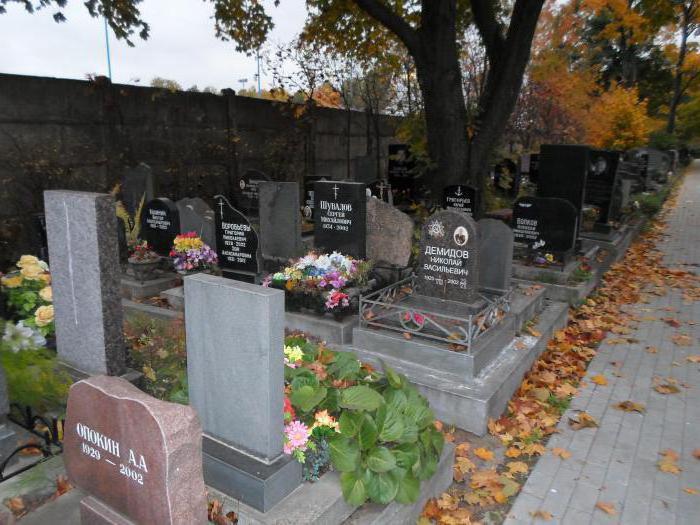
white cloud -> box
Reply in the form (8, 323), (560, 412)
(0, 0), (306, 90)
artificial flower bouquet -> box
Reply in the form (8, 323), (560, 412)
(128, 240), (160, 263)
(1, 255), (54, 338)
(169, 232), (218, 274)
(262, 252), (371, 318)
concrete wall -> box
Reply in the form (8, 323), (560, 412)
(0, 73), (399, 265)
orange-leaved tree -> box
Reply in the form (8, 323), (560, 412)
(584, 83), (651, 150)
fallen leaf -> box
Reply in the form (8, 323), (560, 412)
(402, 332), (412, 340)
(569, 412), (599, 430)
(590, 374), (608, 386)
(515, 339), (528, 350)
(664, 318), (682, 328)
(474, 447), (494, 461)
(523, 443), (547, 456)
(526, 326), (542, 337)
(506, 461), (529, 474)
(421, 499), (441, 520)
(646, 346), (659, 354)
(595, 501), (617, 515)
(6, 497), (26, 516)
(654, 382), (681, 395)
(672, 334), (692, 346)
(686, 355), (700, 363)
(505, 447), (522, 458)
(436, 492), (459, 511)
(551, 447), (572, 459)
(530, 509), (553, 520)
(455, 442), (471, 457)
(683, 487), (699, 495)
(54, 475), (73, 497)
(693, 449), (700, 460)
(658, 449), (682, 474)
(613, 400), (646, 413)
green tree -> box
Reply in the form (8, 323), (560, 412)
(3, 0), (546, 198)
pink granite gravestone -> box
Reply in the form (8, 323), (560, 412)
(63, 376), (207, 525)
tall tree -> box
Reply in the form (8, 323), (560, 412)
(4, 0), (545, 196)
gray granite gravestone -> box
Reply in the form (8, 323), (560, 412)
(44, 191), (125, 376)
(416, 210), (480, 305)
(64, 375), (207, 525)
(259, 181), (303, 259)
(184, 274), (301, 511)
(366, 198), (414, 267)
(477, 219), (513, 293)
(121, 163), (154, 216)
(176, 198), (217, 251)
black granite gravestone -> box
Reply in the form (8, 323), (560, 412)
(122, 163), (154, 216)
(416, 210), (479, 304)
(140, 198), (180, 256)
(234, 169), (271, 216)
(214, 195), (261, 278)
(259, 182), (302, 259)
(314, 181), (367, 258)
(176, 197), (217, 251)
(537, 145), (588, 216)
(529, 153), (540, 184)
(512, 196), (578, 255)
(443, 185), (477, 216)
(586, 150), (621, 224)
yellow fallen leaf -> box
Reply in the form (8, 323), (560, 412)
(505, 447), (522, 458)
(590, 374), (608, 386)
(646, 346), (658, 354)
(683, 487), (699, 495)
(672, 334), (692, 346)
(523, 443), (547, 456)
(530, 509), (553, 520)
(436, 492), (459, 511)
(654, 382), (681, 395)
(595, 501), (617, 515)
(526, 326), (542, 337)
(694, 449), (700, 460)
(612, 400), (646, 413)
(686, 355), (700, 363)
(569, 412), (599, 430)
(551, 447), (572, 459)
(506, 461), (529, 474)
(474, 447), (494, 461)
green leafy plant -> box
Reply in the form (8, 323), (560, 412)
(113, 186), (145, 249)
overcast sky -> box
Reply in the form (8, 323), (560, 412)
(0, 0), (306, 91)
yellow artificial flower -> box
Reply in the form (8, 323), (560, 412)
(16, 255), (39, 268)
(1, 275), (23, 288)
(35, 305), (55, 327)
(545, 253), (554, 263)
(39, 286), (53, 302)
(312, 410), (340, 432)
(20, 264), (44, 280)
(283, 345), (304, 363)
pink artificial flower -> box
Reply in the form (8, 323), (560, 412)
(283, 420), (310, 454)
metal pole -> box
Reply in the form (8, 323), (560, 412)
(256, 50), (261, 95)
(104, 17), (113, 80)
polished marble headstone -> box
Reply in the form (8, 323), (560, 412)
(259, 181), (302, 259)
(477, 219), (513, 293)
(416, 210), (479, 304)
(140, 198), (180, 256)
(214, 195), (261, 278)
(64, 376), (207, 525)
(443, 185), (477, 216)
(176, 198), (216, 251)
(234, 169), (270, 216)
(537, 144), (589, 219)
(586, 150), (621, 223)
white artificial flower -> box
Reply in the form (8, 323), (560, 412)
(2, 321), (46, 352)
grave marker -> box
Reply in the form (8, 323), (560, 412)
(176, 197), (216, 251)
(512, 196), (578, 255)
(44, 191), (125, 376)
(366, 198), (413, 267)
(416, 210), (479, 304)
(586, 150), (621, 225)
(141, 198), (180, 256)
(121, 163), (154, 216)
(537, 145), (588, 226)
(214, 195), (261, 279)
(64, 375), (207, 525)
(234, 169), (270, 215)
(314, 181), (367, 258)
(259, 181), (303, 259)
(184, 275), (301, 511)
(478, 219), (513, 293)
(443, 185), (477, 216)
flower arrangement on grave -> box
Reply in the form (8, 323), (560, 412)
(281, 335), (444, 505)
(169, 232), (218, 274)
(1, 255), (54, 338)
(112, 185), (145, 251)
(532, 252), (556, 266)
(129, 241), (160, 263)
(262, 252), (371, 318)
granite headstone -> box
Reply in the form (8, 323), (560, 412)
(259, 181), (303, 259)
(214, 195), (261, 278)
(302, 177), (325, 222)
(586, 150), (621, 224)
(368, 180), (393, 204)
(537, 144), (589, 223)
(314, 181), (367, 258)
(140, 198), (180, 256)
(44, 191), (125, 376)
(176, 198), (216, 251)
(512, 196), (578, 254)
(64, 375), (207, 525)
(366, 198), (413, 267)
(443, 185), (477, 216)
(121, 163), (154, 217)
(416, 210), (479, 304)
(477, 219), (513, 293)
(234, 169), (270, 215)
(184, 275), (301, 511)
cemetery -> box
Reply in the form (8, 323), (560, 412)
(1, 0), (699, 523)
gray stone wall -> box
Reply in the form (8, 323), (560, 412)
(0, 73), (399, 266)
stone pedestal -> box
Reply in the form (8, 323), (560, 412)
(184, 275), (301, 511)
(80, 496), (134, 525)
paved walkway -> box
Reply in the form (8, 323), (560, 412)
(505, 162), (700, 525)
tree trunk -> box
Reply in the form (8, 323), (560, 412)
(667, 7), (691, 135)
